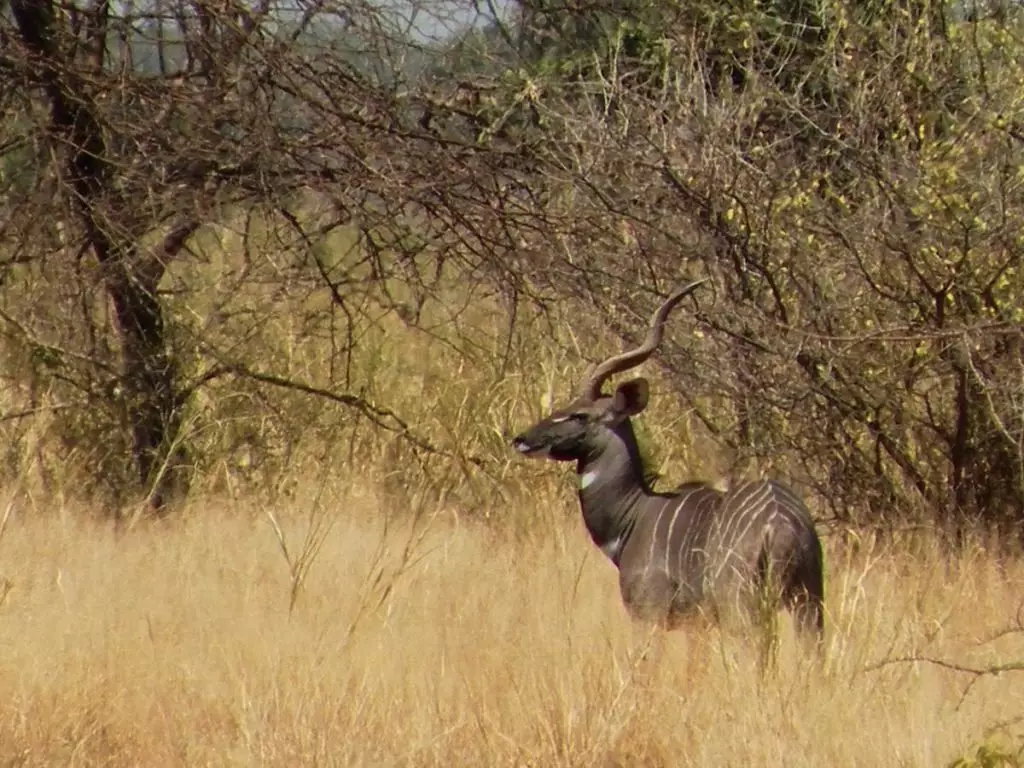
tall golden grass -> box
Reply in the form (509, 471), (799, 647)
(0, 479), (1022, 767)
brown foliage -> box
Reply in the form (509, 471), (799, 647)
(2, 0), (1023, 536)
(0, 1), (524, 510)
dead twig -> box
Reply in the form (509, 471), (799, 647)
(868, 653), (1024, 709)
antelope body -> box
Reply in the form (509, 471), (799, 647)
(512, 281), (824, 640)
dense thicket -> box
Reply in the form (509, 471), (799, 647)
(1, 0), (1023, 535)
(460, 0), (1024, 535)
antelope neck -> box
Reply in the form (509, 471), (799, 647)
(576, 421), (648, 564)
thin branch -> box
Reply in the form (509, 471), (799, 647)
(868, 654), (1024, 709)
(0, 404), (75, 423)
(223, 362), (487, 467)
(868, 655), (1024, 677)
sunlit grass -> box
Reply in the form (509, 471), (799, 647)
(0, 480), (1021, 766)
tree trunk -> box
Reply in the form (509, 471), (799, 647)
(11, 0), (191, 511)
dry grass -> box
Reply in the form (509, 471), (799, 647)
(0, 481), (1022, 767)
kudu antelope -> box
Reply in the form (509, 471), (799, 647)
(512, 280), (824, 647)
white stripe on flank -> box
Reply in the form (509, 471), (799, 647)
(646, 505), (668, 575)
(709, 481), (772, 583)
(580, 470), (599, 490)
(664, 491), (691, 571)
(600, 536), (622, 561)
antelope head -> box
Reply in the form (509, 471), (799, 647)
(511, 279), (708, 463)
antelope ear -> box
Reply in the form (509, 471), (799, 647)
(612, 378), (649, 416)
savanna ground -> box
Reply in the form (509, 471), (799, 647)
(1, 479), (1023, 766)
